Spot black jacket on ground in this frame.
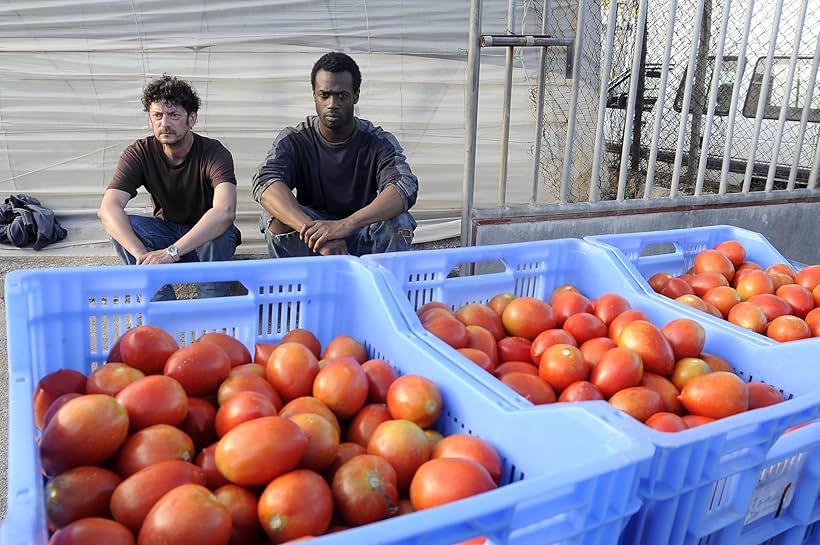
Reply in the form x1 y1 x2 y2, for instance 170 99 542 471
0 194 67 250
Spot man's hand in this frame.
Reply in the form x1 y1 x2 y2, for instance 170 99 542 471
137 249 176 265
317 239 349 256
300 219 354 253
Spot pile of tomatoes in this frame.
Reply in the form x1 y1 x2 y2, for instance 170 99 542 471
34 326 503 545
647 240 820 342
417 285 786 432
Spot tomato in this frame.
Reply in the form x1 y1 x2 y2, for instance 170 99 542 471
562 313 607 344
116 375 188 433
694 249 735 282
33 369 87 431
698 352 734 373
496 336 534 363
590 347 643 398
313 356 369 420
458 347 495 373
617 320 675 376
217 373 283 410
661 319 706 360
280 328 322 359
194 444 231 490
215 391 278 437
164 342 232 397
670 357 712 391
550 284 580 301
120 325 180 375
747 294 793 322
593 293 631 326
229 363 267 379
331 454 399 526
214 485 263 545
361 359 398 403
178 397 217 450
578 337 617 367
46 466 121 529
608 309 650 342
455 303 506 341
42 392 82 430
769 272 795 291
747 382 785 410
494 361 539 377
424 316 469 348
766 315 811 342
736 261 762 273
386 374 442 428
266 342 320 402
734 269 775 301
645 412 687 432
640 372 683 414
432 434 502 483
550 291 594 326
114 424 196 478
681 414 715 428
501 297 556 339
111 460 206 533
775 284 814 318
409 458 496 510
648 272 674 293
138 484 232 545
558 380 605 402
215 416 308 487
347 403 392 448
49 518 135 545
675 294 711 314
795 264 820 291
814 284 820 308
258 470 333 543
727 302 768 333
40 394 130 477
367 419 432 493
767 263 797 278
608 387 664 422
500 372 556 404
488 292 516 316
254 342 278 364
464 325 499 367
700 286 739 318
324 442 367 482
714 240 746 268
661 277 695 299
278 396 341 436
530 329 577 364
806 307 820 337
688 272 730 297
679 371 749 419
86 364 144 397
419 307 456 325
322 334 368 363
417 301 450 320
538 344 589 392
425 430 444 449
288 412 340 472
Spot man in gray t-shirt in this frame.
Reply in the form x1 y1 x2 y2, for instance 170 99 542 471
252 52 418 257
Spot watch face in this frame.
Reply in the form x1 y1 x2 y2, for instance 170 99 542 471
167 245 178 257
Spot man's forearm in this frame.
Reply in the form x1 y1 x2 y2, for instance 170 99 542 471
98 205 147 258
259 181 313 232
173 208 234 256
344 185 405 231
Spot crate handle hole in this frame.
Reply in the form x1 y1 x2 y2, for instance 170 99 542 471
639 243 678 257
448 259 507 278
150 281 249 301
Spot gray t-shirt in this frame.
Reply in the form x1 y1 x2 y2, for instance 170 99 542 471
251 116 418 219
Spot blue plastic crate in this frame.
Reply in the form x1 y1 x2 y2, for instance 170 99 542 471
362 240 820 545
585 225 817 346
1 256 652 545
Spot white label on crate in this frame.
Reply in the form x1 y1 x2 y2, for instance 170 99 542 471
744 453 807 526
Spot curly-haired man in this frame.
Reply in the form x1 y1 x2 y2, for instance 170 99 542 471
98 75 240 297
252 52 418 257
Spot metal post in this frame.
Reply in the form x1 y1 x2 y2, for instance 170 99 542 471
559 0 586 204
461 0 482 248
809 130 820 190
787 33 820 190
742 0 785 193
764 0 809 191
616 0 649 201
589 0 621 202
498 0 517 207
530 0 551 203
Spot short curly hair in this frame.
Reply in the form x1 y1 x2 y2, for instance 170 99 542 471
311 52 362 94
141 75 201 114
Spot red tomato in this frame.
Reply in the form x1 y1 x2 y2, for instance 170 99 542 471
640 372 683 415
215 391 277 437
617 320 675 376
409 458 496 510
86 364 144 397
42 393 82 430
217 373 283 410
562 313 608 344
608 387 664 422
747 382 785 409
648 272 674 293
688 272 729 297
49 518 135 545
661 319 706 360
361 359 398 403
699 352 734 373
500 372 556 404
228 363 267 379
714 240 746 268
288 412 341 472
645 412 687 432
114 424 195 478
795 264 820 291
45 466 122 529
747 294 793 322
458 347 495 373
702 286 741 318
805 308 820 337
557 380 605 402
538 344 589 392
194 444 231 490
424 316 469 348
138 484 232 545
593 293 631 326
313 357 369 420
608 309 650 342
670 358 712 391
367 419 431 493
331 454 399 526
814 284 820 308
280 328 322 359
775 284 814 318
494 361 539 377
347 403 392 448
164 342 232 397
661 277 695 299
278 396 341 437
254 342 277 364
769 272 795 291
386 374 442 428
550 291 594 326
590 347 643 398
266 342 320 402
488 292 516 316
679 371 749 419
419 307 455 325
496 336 534 363
530 329 577 364
727 302 768 333
197 332 251 367
214 484 263 545
119 325 180 375
116 375 189 433
579 337 617 367
735 270 775 301
501 297 556 339
766 315 811 342
324 442 367 482
694 249 735 282
322 334 368 363
464 325 500 367
681 414 716 428
179 397 218 451
258 470 333 543
432 434 502 483
33 369 87 431
675 294 711 314
456 303 506 341
767 263 797 278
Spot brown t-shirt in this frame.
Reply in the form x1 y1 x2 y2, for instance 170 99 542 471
108 133 237 226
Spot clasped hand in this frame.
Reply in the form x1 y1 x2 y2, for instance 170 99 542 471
300 219 353 255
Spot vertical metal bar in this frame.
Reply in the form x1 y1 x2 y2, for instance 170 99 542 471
498 0 517 207
669 0 707 198
530 0 552 203
644 0 679 198
616 0 650 201
787 30 820 189
809 131 820 190
718 0 755 194
461 0 482 248
764 0 809 191
589 0 621 202
695 0 733 196
742 0 785 193
559 0 587 203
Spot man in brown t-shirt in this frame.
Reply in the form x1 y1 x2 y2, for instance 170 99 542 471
98 75 240 297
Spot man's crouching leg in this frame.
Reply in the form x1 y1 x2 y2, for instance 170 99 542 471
353 212 416 256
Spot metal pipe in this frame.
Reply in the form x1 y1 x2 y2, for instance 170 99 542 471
787 31 820 190
669 0 707 198
461 0 482 248
695 0 733 196
742 0 785 193
718 0 755 195
644 0 680 198
589 0 621 202
481 35 573 47
530 0 552 203
809 128 820 190
559 0 587 203
616 0 650 201
764 0 809 191
497 0 517 207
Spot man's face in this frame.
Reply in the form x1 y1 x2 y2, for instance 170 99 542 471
313 69 358 134
148 101 196 145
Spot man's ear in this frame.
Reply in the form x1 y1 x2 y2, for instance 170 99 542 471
188 111 198 128
353 91 360 105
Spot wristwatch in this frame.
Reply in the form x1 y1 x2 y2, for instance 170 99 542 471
166 245 180 262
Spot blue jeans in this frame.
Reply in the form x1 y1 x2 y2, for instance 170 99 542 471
111 215 240 300
262 207 416 258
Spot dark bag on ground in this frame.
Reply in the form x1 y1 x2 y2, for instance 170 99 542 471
0 194 68 250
